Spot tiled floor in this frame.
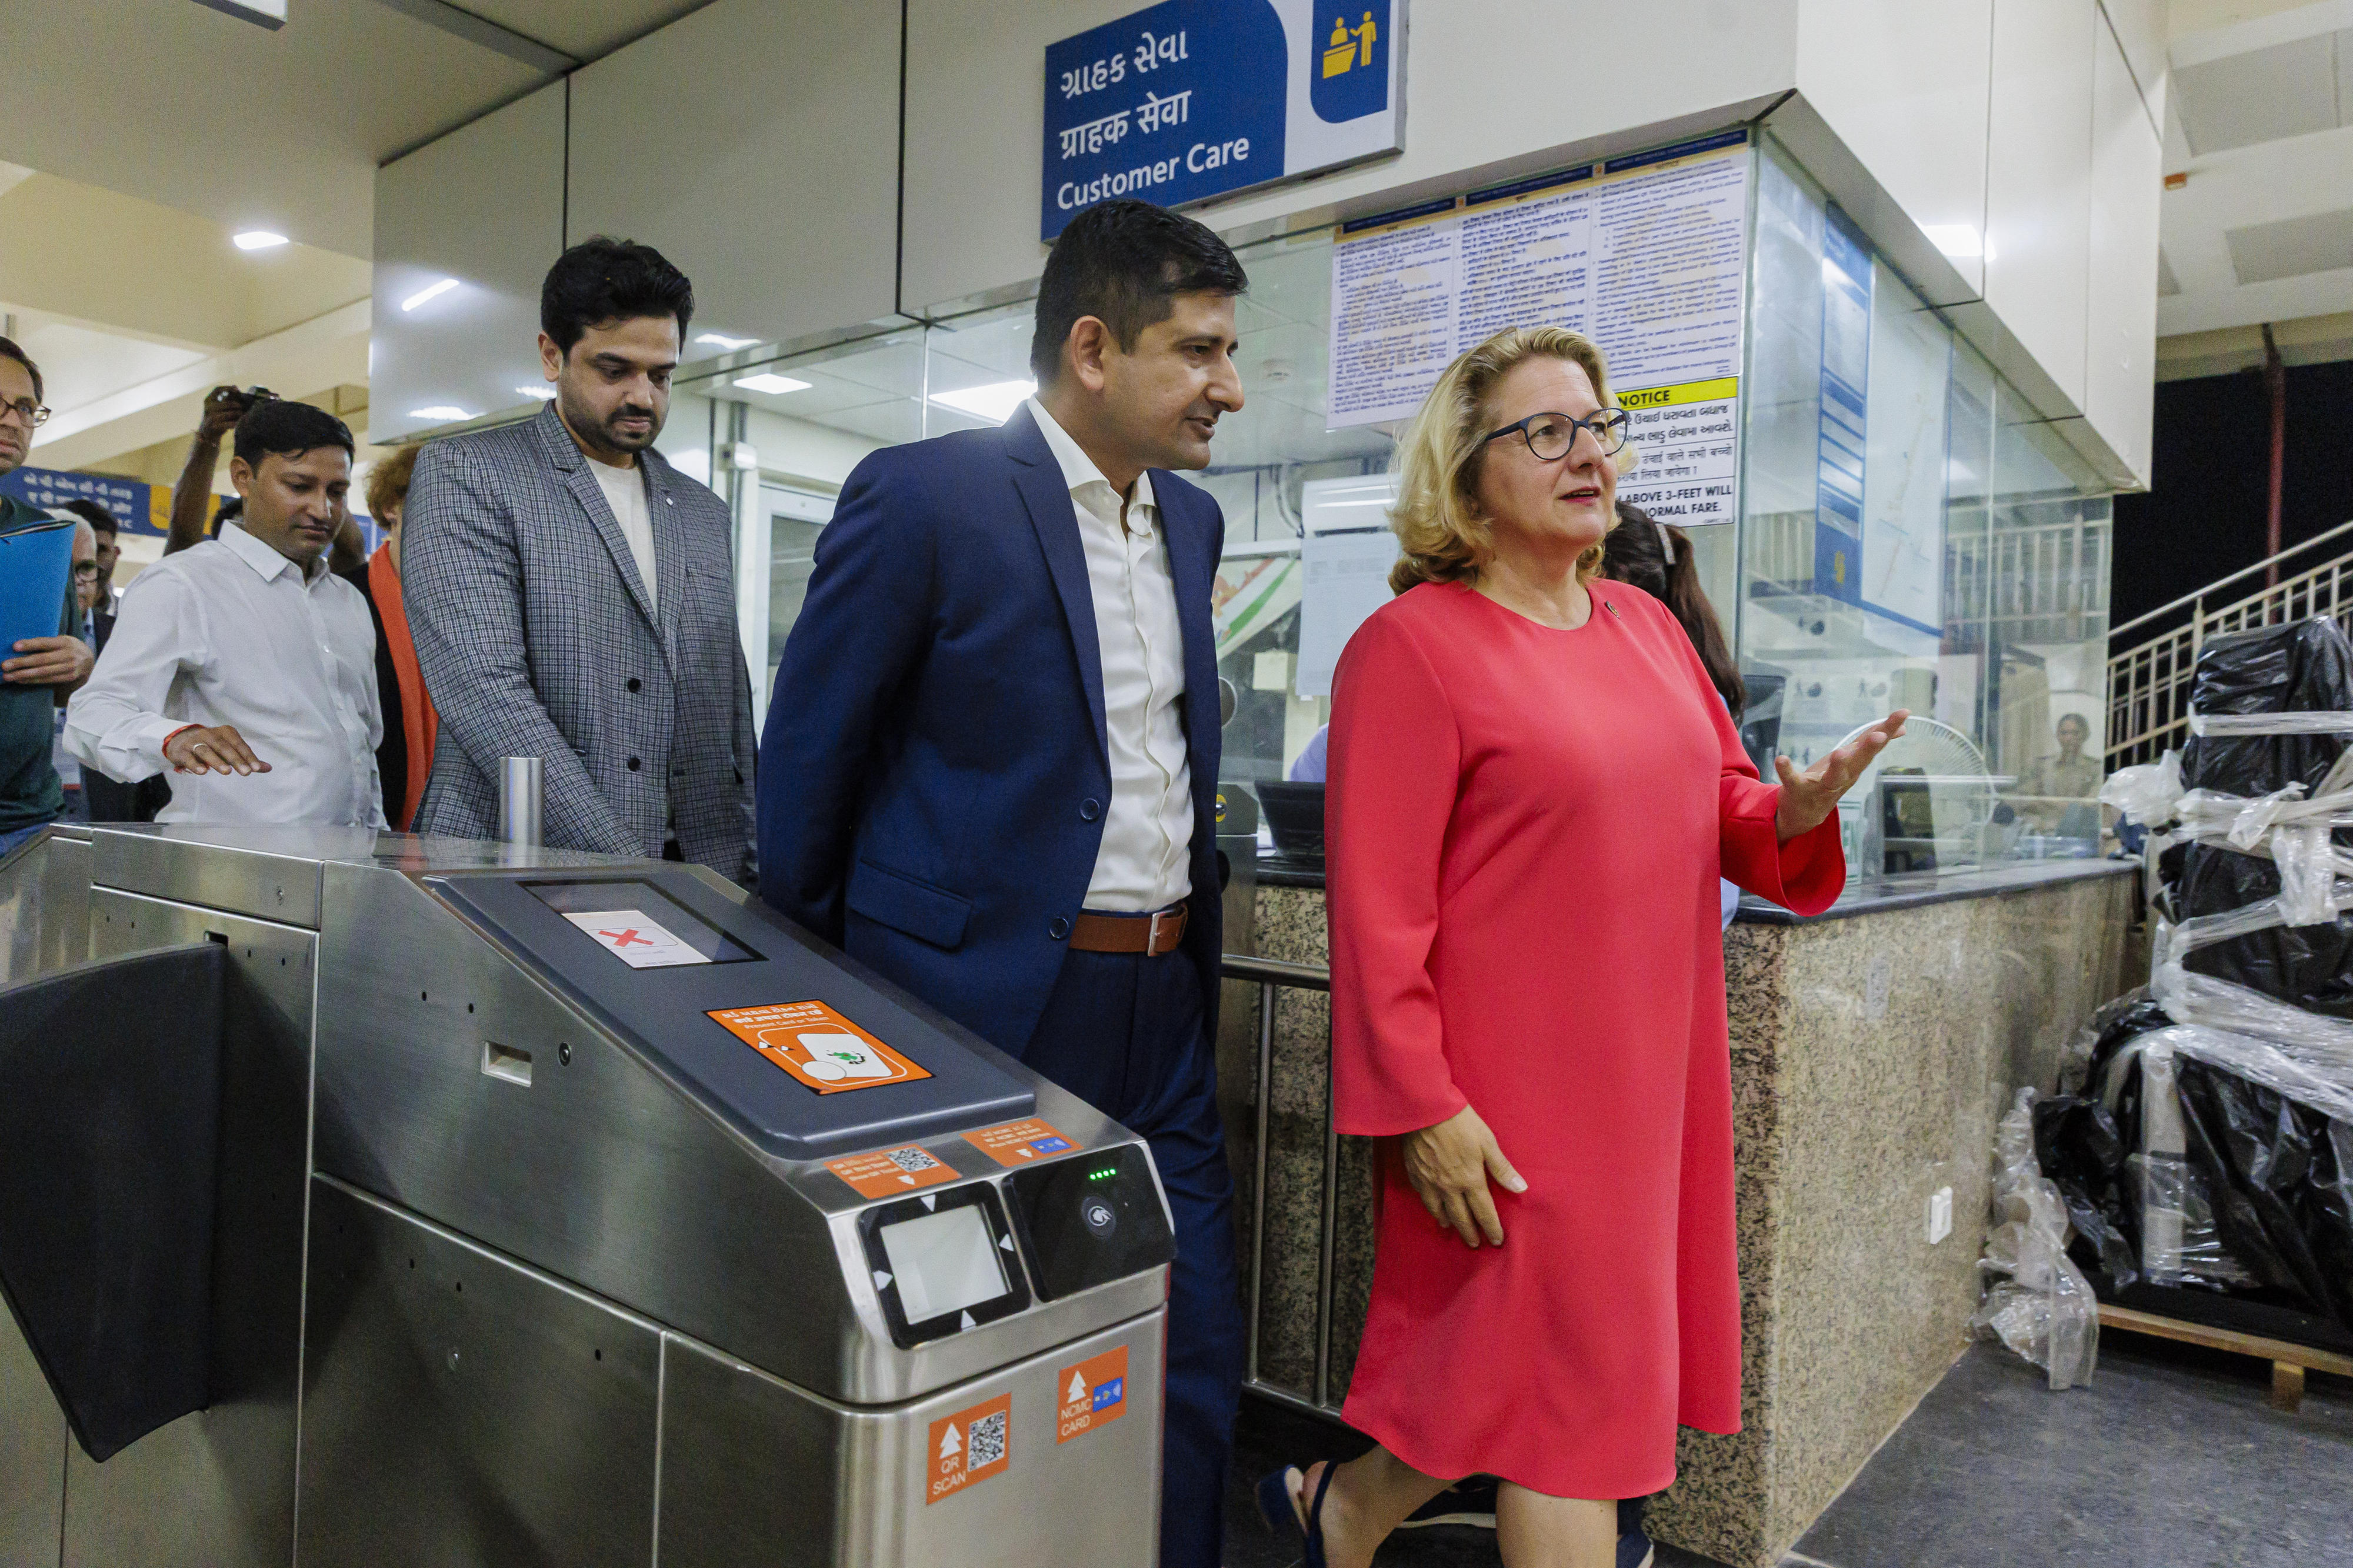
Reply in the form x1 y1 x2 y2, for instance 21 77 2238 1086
1225 1337 2353 1568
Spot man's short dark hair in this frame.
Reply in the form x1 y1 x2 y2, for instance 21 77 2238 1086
0 335 42 403
541 237 696 355
62 499 118 536
1029 201 1248 383
232 399 355 469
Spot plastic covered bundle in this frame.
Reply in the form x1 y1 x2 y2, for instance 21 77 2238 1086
2174 619 2353 1013
1971 1087 2100 1389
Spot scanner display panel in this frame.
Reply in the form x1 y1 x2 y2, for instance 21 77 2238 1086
431 870 1034 1161
856 1184 1031 1347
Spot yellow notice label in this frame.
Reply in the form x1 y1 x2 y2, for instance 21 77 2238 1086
1614 376 1739 410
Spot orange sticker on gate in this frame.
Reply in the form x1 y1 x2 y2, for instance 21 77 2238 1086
962 1117 1078 1167
926 1392 1012 1503
823 1146 959 1200
707 1000 932 1094
1055 1346 1129 1443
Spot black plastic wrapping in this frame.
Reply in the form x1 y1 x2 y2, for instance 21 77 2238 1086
2175 619 2353 1015
2037 993 2174 1289
2172 1057 2353 1329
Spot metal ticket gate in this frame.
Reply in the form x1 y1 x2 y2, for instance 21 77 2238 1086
0 825 1173 1568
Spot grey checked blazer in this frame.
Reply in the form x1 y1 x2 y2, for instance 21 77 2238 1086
402 404 756 879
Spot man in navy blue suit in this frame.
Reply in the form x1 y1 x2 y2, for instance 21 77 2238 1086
758 201 1248 1568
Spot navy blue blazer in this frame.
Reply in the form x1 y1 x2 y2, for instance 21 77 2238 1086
757 405 1226 1058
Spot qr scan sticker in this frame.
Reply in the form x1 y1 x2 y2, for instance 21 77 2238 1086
888 1148 942 1174
965 1410 1008 1470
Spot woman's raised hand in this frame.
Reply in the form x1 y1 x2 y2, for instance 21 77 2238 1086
1401 1103 1527 1249
1773 709 1909 840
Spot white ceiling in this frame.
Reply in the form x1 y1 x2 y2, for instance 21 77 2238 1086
2158 0 2353 355
0 0 706 259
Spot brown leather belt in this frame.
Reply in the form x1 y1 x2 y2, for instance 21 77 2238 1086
1069 905 1189 957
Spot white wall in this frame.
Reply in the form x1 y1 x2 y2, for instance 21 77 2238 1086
901 0 1800 314
1793 0 1997 305
1788 0 2162 488
2085 15 2163 485
374 0 2159 486
567 0 906 356
371 82 566 445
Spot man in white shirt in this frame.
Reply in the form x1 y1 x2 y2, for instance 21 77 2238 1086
66 401 384 828
758 200 1248 1568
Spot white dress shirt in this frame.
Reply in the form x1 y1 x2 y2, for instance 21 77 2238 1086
591 457 658 610
64 522 385 828
1027 398 1193 912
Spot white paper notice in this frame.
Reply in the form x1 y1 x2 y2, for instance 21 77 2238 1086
1327 135 1752 526
1297 530 1404 698
562 909 714 968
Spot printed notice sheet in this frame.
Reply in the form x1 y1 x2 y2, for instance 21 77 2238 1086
1328 134 1751 526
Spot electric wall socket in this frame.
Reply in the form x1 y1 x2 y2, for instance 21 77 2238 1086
1927 1186 1954 1245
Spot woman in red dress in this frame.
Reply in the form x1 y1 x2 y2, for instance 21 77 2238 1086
1259 326 1904 1568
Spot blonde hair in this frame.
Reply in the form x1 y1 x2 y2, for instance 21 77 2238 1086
1387 326 1629 594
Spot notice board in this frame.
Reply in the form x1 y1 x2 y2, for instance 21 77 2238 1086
1327 131 1752 527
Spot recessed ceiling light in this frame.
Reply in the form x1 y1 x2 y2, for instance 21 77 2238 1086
697 332 759 351
515 385 557 400
929 379 1036 425
732 373 812 395
233 231 289 251
409 406 475 421
401 278 460 312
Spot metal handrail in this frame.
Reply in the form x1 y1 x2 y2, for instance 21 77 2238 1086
1221 950 1345 1420
2105 527 2353 768
2108 516 2353 643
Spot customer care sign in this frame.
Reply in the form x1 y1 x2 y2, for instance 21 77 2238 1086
1326 132 1753 527
1043 1 1406 239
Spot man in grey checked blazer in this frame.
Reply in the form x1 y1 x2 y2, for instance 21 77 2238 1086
401 239 755 879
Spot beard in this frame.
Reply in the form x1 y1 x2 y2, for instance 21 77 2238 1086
558 384 662 458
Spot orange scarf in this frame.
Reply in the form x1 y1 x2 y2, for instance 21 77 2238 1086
368 543 439 831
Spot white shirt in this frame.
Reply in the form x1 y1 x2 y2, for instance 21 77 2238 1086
64 523 385 828
1027 398 1193 911
591 457 658 610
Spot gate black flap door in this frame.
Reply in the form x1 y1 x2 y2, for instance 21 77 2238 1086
0 942 224 1460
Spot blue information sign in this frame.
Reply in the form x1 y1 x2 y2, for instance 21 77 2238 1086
1814 205 1872 605
0 466 161 537
1043 0 1405 241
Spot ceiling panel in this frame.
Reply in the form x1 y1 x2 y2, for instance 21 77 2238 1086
461 0 711 59
2172 34 2338 154
2225 204 2353 282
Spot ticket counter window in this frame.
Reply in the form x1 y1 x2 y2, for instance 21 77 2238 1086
680 134 2110 872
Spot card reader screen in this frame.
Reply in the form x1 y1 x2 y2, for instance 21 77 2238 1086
525 879 760 966
879 1205 1008 1322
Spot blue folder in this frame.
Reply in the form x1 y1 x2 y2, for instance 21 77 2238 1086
0 516 75 651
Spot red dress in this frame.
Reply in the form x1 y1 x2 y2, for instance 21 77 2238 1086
1326 580 1844 1500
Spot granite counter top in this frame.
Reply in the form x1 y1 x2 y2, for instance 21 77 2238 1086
1244 849 2134 918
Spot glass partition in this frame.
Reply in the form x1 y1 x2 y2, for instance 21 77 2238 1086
1738 140 2112 880
686 138 2110 886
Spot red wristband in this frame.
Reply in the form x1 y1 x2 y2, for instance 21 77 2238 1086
161 724 204 770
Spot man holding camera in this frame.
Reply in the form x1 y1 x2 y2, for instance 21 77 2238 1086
170 385 366 570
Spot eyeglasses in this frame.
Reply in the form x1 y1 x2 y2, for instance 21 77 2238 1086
1480 408 1631 462
72 563 101 579
0 398 53 428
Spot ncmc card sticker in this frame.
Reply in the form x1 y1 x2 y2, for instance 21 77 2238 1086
707 1000 932 1094
1055 1346 1128 1443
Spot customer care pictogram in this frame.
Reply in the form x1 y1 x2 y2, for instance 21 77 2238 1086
1055 1346 1128 1442
707 1000 933 1094
926 1392 1012 1502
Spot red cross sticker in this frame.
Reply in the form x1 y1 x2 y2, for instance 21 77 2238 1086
600 928 652 948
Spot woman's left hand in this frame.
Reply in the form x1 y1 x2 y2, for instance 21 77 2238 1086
1774 709 1909 840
